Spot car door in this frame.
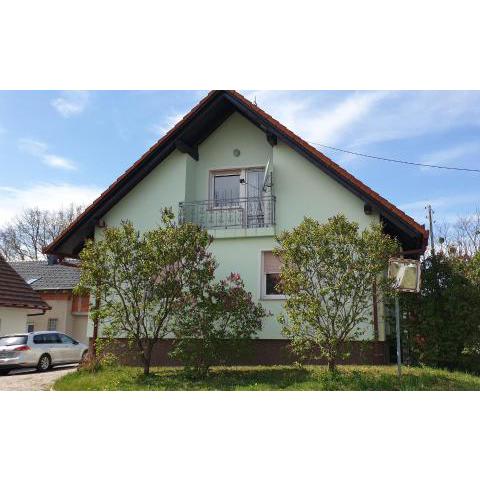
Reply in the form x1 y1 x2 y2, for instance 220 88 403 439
45 333 63 364
59 334 81 362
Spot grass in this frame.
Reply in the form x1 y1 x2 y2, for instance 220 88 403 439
53 364 480 391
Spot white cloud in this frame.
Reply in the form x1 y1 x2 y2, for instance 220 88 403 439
51 91 89 118
18 138 48 156
0 182 103 225
244 90 480 152
18 138 77 171
42 154 77 171
333 91 480 148
246 90 388 145
399 193 480 224
151 112 186 137
419 142 480 170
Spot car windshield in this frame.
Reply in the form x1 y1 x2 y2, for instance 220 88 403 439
0 335 28 346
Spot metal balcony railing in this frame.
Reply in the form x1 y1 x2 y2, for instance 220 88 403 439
179 196 276 230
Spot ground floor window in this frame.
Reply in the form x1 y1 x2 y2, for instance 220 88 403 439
261 251 285 299
48 318 58 331
26 323 34 333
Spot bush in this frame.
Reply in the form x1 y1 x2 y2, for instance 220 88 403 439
275 214 398 371
400 253 480 373
171 274 267 378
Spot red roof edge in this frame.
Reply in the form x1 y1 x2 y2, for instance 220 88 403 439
44 91 222 256
44 90 428 256
227 90 428 245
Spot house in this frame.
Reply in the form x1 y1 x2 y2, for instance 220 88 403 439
45 90 428 365
9 257 89 344
0 255 50 335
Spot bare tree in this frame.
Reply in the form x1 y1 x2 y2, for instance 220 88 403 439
0 204 83 261
454 209 480 256
434 209 480 258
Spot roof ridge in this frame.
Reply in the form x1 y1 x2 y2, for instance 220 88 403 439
45 90 428 256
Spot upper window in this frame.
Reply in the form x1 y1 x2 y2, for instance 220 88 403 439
212 171 240 206
48 318 57 331
210 167 266 206
262 251 285 299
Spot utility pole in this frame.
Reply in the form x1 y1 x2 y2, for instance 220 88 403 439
426 204 435 254
395 295 401 380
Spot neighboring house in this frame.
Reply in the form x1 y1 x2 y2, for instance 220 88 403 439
0 255 50 335
45 90 428 365
9 258 89 344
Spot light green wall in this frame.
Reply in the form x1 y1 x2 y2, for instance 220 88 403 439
193 112 273 200
99 149 188 234
95 112 384 341
274 142 379 233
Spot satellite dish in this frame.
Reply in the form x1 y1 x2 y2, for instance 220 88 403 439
262 153 272 192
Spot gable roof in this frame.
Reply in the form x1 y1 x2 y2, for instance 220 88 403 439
9 261 80 291
45 90 428 257
0 256 51 311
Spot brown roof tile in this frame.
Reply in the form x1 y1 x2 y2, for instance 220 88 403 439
45 90 428 255
0 256 50 310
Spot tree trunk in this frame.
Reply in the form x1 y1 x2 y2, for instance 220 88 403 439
91 292 101 360
328 357 337 373
143 357 151 375
142 342 154 375
91 317 99 359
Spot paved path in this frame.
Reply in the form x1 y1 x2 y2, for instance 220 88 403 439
0 366 77 391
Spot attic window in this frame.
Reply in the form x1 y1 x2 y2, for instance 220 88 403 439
27 278 39 285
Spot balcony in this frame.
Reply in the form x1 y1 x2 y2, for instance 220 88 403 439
179 196 276 234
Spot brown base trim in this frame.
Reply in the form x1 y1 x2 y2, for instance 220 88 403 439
93 339 389 366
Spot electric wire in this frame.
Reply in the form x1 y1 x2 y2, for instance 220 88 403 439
308 142 480 174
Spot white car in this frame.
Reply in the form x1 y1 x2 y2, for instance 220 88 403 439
0 331 88 376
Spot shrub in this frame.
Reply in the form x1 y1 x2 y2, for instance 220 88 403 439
401 253 480 373
171 273 267 378
275 214 398 371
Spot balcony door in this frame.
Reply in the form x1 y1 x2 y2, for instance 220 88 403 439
209 167 267 228
246 168 265 228
213 171 241 207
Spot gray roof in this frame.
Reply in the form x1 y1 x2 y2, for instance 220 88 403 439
9 261 81 291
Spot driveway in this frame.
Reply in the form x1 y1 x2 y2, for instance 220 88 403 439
0 366 77 391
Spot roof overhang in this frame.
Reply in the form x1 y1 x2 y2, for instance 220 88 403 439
44 90 428 257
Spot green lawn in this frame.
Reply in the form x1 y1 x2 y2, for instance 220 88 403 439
53 365 480 391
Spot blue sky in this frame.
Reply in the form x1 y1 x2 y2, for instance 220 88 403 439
1 90 480 228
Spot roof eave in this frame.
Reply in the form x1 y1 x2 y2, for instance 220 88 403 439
45 90 428 256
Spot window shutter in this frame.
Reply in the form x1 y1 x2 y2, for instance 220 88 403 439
263 251 282 274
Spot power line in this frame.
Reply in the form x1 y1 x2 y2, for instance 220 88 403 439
309 142 480 173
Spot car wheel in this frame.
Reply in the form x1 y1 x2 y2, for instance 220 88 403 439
0 370 10 376
81 350 88 363
37 354 51 372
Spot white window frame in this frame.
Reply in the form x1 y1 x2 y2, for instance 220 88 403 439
260 250 286 300
48 318 58 331
209 169 242 208
209 166 265 206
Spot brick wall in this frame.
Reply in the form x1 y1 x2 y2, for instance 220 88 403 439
94 339 389 366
